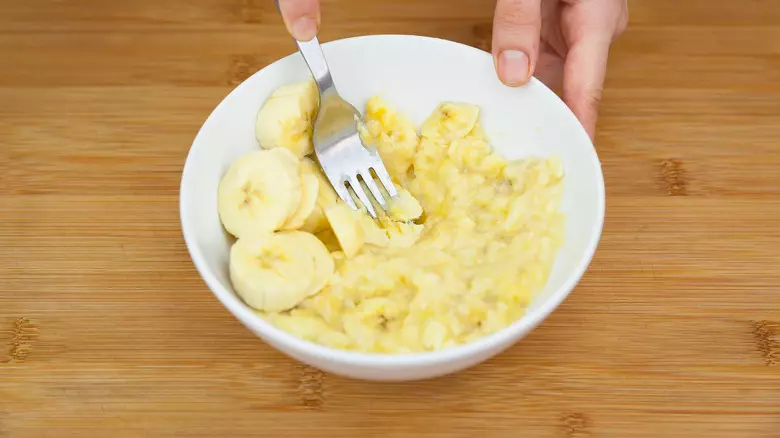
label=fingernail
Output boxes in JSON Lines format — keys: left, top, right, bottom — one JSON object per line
{"left": 498, "top": 50, "right": 530, "bottom": 86}
{"left": 292, "top": 16, "right": 318, "bottom": 41}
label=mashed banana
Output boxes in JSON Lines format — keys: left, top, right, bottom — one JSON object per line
{"left": 235, "top": 89, "right": 566, "bottom": 354}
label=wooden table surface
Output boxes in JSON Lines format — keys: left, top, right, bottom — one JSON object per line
{"left": 2, "top": 0, "right": 780, "bottom": 436}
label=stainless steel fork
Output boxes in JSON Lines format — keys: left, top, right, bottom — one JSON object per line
{"left": 295, "top": 37, "right": 398, "bottom": 218}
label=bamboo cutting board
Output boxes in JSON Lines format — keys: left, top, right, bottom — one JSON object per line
{"left": 1, "top": 0, "right": 779, "bottom": 436}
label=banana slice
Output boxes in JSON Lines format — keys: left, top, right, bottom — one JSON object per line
{"left": 359, "top": 96, "right": 419, "bottom": 181}
{"left": 304, "top": 158, "right": 339, "bottom": 208}
{"left": 296, "top": 232, "right": 336, "bottom": 295}
{"left": 282, "top": 171, "right": 319, "bottom": 230}
{"left": 299, "top": 157, "right": 339, "bottom": 233}
{"left": 359, "top": 215, "right": 390, "bottom": 247}
{"left": 218, "top": 149, "right": 302, "bottom": 238}
{"left": 255, "top": 80, "right": 319, "bottom": 158}
{"left": 421, "top": 102, "right": 480, "bottom": 141}
{"left": 387, "top": 186, "right": 423, "bottom": 222}
{"left": 300, "top": 206, "right": 328, "bottom": 234}
{"left": 230, "top": 231, "right": 334, "bottom": 312}
{"left": 324, "top": 203, "right": 365, "bottom": 258}
{"left": 315, "top": 229, "right": 342, "bottom": 253}
{"left": 357, "top": 181, "right": 423, "bottom": 224}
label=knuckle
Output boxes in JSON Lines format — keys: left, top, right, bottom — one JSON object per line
{"left": 586, "top": 89, "right": 603, "bottom": 113}
{"left": 494, "top": 0, "right": 541, "bottom": 29}
{"left": 279, "top": 0, "right": 317, "bottom": 18}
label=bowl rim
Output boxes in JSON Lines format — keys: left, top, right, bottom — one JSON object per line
{"left": 180, "top": 33, "right": 605, "bottom": 368}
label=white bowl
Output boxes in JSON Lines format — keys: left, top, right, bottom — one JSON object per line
{"left": 180, "top": 34, "right": 604, "bottom": 381}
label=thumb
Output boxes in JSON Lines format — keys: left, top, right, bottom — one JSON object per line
{"left": 491, "top": 0, "right": 542, "bottom": 86}
{"left": 276, "top": 0, "right": 320, "bottom": 41}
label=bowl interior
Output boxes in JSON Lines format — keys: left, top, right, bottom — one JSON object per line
{"left": 181, "top": 35, "right": 604, "bottom": 360}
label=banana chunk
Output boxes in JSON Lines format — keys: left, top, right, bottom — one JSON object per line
{"left": 218, "top": 149, "right": 302, "bottom": 238}
{"left": 421, "top": 102, "right": 480, "bottom": 141}
{"left": 359, "top": 215, "right": 390, "bottom": 247}
{"left": 295, "top": 231, "right": 336, "bottom": 295}
{"left": 358, "top": 181, "right": 423, "bottom": 224}
{"left": 282, "top": 171, "right": 319, "bottom": 230}
{"left": 324, "top": 203, "right": 365, "bottom": 258}
{"left": 325, "top": 181, "right": 424, "bottom": 251}
{"left": 387, "top": 186, "right": 423, "bottom": 222}
{"left": 230, "top": 231, "right": 334, "bottom": 312}
{"left": 359, "top": 212, "right": 424, "bottom": 249}
{"left": 302, "top": 158, "right": 339, "bottom": 208}
{"left": 298, "top": 157, "right": 339, "bottom": 233}
{"left": 255, "top": 80, "right": 319, "bottom": 158}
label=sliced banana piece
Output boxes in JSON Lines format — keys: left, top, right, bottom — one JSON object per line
{"left": 301, "top": 158, "right": 339, "bottom": 208}
{"left": 421, "top": 102, "right": 480, "bottom": 141}
{"left": 324, "top": 203, "right": 365, "bottom": 258}
{"left": 282, "top": 171, "right": 319, "bottom": 230}
{"left": 218, "top": 149, "right": 302, "bottom": 238}
{"left": 359, "top": 215, "right": 390, "bottom": 247}
{"left": 386, "top": 186, "right": 423, "bottom": 222}
{"left": 230, "top": 231, "right": 333, "bottom": 312}
{"left": 298, "top": 157, "right": 339, "bottom": 233}
{"left": 315, "top": 229, "right": 342, "bottom": 253}
{"left": 300, "top": 206, "right": 328, "bottom": 234}
{"left": 294, "top": 231, "right": 336, "bottom": 295}
{"left": 255, "top": 80, "right": 319, "bottom": 158}
{"left": 356, "top": 180, "right": 423, "bottom": 223}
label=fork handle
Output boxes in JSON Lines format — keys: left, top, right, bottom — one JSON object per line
{"left": 296, "top": 37, "right": 337, "bottom": 98}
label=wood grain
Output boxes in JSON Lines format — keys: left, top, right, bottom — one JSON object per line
{"left": 2, "top": 0, "right": 780, "bottom": 436}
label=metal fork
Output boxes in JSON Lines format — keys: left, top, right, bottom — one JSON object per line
{"left": 294, "top": 37, "right": 398, "bottom": 218}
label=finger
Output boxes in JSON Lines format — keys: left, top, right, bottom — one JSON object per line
{"left": 562, "top": 34, "right": 610, "bottom": 140}
{"left": 277, "top": 0, "right": 320, "bottom": 41}
{"left": 491, "top": 0, "right": 542, "bottom": 86}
